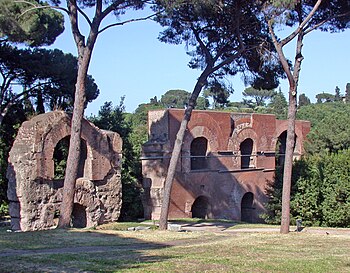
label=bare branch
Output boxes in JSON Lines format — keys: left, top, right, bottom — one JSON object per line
{"left": 304, "top": 11, "right": 350, "bottom": 35}
{"left": 191, "top": 24, "right": 214, "bottom": 67}
{"left": 77, "top": 5, "right": 92, "bottom": 26}
{"left": 15, "top": 0, "right": 69, "bottom": 15}
{"left": 98, "top": 13, "right": 158, "bottom": 34}
{"left": 68, "top": 0, "right": 85, "bottom": 48}
{"left": 280, "top": 0, "right": 323, "bottom": 47}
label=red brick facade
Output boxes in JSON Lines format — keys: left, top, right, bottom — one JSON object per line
{"left": 142, "top": 109, "right": 310, "bottom": 222}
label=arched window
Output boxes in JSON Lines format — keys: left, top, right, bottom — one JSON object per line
{"left": 276, "top": 131, "right": 287, "bottom": 167}
{"left": 190, "top": 137, "right": 208, "bottom": 170}
{"left": 191, "top": 196, "right": 210, "bottom": 219}
{"left": 53, "top": 136, "right": 87, "bottom": 179}
{"left": 241, "top": 192, "right": 254, "bottom": 223}
{"left": 240, "top": 138, "right": 253, "bottom": 169}
{"left": 276, "top": 131, "right": 297, "bottom": 167}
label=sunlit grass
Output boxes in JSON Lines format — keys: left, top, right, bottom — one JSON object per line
{"left": 1, "top": 223, "right": 350, "bottom": 272}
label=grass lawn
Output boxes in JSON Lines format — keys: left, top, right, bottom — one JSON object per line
{"left": 0, "top": 222, "right": 349, "bottom": 272}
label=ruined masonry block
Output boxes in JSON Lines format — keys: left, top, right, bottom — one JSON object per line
{"left": 7, "top": 111, "right": 123, "bottom": 231}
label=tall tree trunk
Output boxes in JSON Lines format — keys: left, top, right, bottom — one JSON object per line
{"left": 58, "top": 0, "right": 98, "bottom": 228}
{"left": 280, "top": 86, "right": 297, "bottom": 233}
{"left": 159, "top": 68, "right": 212, "bottom": 230}
{"left": 280, "top": 31, "right": 304, "bottom": 234}
{"left": 58, "top": 47, "right": 91, "bottom": 228}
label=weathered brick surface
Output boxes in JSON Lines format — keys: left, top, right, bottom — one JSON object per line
{"left": 142, "top": 109, "right": 310, "bottom": 222}
{"left": 7, "top": 111, "right": 122, "bottom": 231}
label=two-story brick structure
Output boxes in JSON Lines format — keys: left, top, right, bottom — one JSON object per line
{"left": 142, "top": 109, "right": 310, "bottom": 222}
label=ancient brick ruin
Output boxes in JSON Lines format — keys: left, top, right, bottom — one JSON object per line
{"left": 7, "top": 111, "right": 122, "bottom": 231}
{"left": 142, "top": 109, "right": 310, "bottom": 222}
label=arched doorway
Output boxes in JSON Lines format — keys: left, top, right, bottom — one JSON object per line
{"left": 240, "top": 138, "right": 253, "bottom": 169}
{"left": 191, "top": 196, "right": 210, "bottom": 219}
{"left": 190, "top": 137, "right": 208, "bottom": 170}
{"left": 241, "top": 192, "right": 255, "bottom": 223}
{"left": 72, "top": 203, "right": 87, "bottom": 228}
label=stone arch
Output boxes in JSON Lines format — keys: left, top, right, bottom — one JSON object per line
{"left": 182, "top": 126, "right": 219, "bottom": 172}
{"left": 241, "top": 192, "right": 255, "bottom": 223}
{"left": 191, "top": 195, "right": 211, "bottom": 219}
{"left": 229, "top": 128, "right": 258, "bottom": 168}
{"left": 272, "top": 122, "right": 304, "bottom": 158}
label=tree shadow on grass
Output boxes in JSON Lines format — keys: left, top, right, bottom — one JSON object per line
{"left": 0, "top": 228, "right": 173, "bottom": 272}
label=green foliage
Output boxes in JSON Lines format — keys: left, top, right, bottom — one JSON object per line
{"left": 242, "top": 87, "right": 276, "bottom": 108}
{"left": 297, "top": 103, "right": 350, "bottom": 154}
{"left": 53, "top": 137, "right": 69, "bottom": 180}
{"left": 160, "top": 89, "right": 190, "bottom": 108}
{"left": 157, "top": 0, "right": 283, "bottom": 92}
{"left": 90, "top": 99, "right": 144, "bottom": 221}
{"left": 268, "top": 89, "right": 287, "bottom": 119}
{"left": 345, "top": 83, "right": 350, "bottom": 103}
{"left": 0, "top": 201, "right": 8, "bottom": 218}
{"left": 261, "top": 166, "right": 284, "bottom": 224}
{"left": 0, "top": 44, "right": 99, "bottom": 115}
{"left": 0, "top": 104, "right": 27, "bottom": 210}
{"left": 298, "top": 93, "right": 311, "bottom": 107}
{"left": 0, "top": 0, "right": 64, "bottom": 46}
{"left": 320, "top": 150, "right": 350, "bottom": 227}
{"left": 203, "top": 81, "right": 232, "bottom": 109}
{"left": 292, "top": 151, "right": 350, "bottom": 227}
{"left": 290, "top": 157, "right": 324, "bottom": 226}
{"left": 316, "top": 92, "right": 335, "bottom": 103}
{"left": 334, "top": 86, "right": 342, "bottom": 101}
{"left": 264, "top": 150, "right": 350, "bottom": 227}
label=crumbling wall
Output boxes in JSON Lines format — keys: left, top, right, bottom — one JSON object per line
{"left": 7, "top": 111, "right": 122, "bottom": 231}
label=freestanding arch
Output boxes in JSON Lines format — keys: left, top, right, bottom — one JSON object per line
{"left": 7, "top": 111, "right": 123, "bottom": 231}
{"left": 241, "top": 192, "right": 255, "bottom": 223}
{"left": 191, "top": 196, "right": 210, "bottom": 219}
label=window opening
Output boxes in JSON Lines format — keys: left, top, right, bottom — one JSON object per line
{"left": 53, "top": 137, "right": 87, "bottom": 179}
{"left": 240, "top": 138, "right": 253, "bottom": 169}
{"left": 190, "top": 137, "right": 208, "bottom": 170}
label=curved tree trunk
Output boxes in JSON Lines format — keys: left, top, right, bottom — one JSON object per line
{"left": 159, "top": 68, "right": 212, "bottom": 230}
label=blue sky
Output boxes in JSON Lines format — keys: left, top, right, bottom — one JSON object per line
{"left": 49, "top": 11, "right": 350, "bottom": 115}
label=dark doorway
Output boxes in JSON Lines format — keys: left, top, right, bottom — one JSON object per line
{"left": 191, "top": 196, "right": 210, "bottom": 219}
{"left": 72, "top": 203, "right": 87, "bottom": 228}
{"left": 240, "top": 138, "right": 253, "bottom": 169}
{"left": 190, "top": 137, "right": 208, "bottom": 170}
{"left": 241, "top": 192, "right": 254, "bottom": 223}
